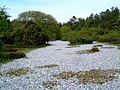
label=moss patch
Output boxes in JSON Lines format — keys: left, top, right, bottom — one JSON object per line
{"left": 6, "top": 67, "right": 31, "bottom": 76}
{"left": 53, "top": 69, "right": 120, "bottom": 84}
{"left": 42, "top": 81, "right": 59, "bottom": 89}
{"left": 35, "top": 64, "right": 59, "bottom": 68}
{"left": 76, "top": 47, "right": 99, "bottom": 54}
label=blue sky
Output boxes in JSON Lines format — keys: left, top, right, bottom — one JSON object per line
{"left": 0, "top": 0, "right": 120, "bottom": 23}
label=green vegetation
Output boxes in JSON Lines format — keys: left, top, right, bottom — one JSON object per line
{"left": 0, "top": 6, "right": 57, "bottom": 63}
{"left": 60, "top": 7, "right": 120, "bottom": 45}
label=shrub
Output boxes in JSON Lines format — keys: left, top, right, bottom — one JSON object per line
{"left": 3, "top": 52, "right": 25, "bottom": 59}
{"left": 0, "top": 40, "right": 4, "bottom": 57}
{"left": 4, "top": 48, "right": 18, "bottom": 52}
{"left": 63, "top": 30, "right": 94, "bottom": 44}
{"left": 5, "top": 45, "right": 26, "bottom": 48}
{"left": 0, "top": 40, "right": 4, "bottom": 52}
{"left": 98, "top": 30, "right": 120, "bottom": 44}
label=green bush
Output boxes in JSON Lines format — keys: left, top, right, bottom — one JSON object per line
{"left": 3, "top": 52, "right": 25, "bottom": 59}
{"left": 98, "top": 30, "right": 120, "bottom": 44}
{"left": 0, "top": 40, "right": 4, "bottom": 52}
{"left": 0, "top": 40, "right": 4, "bottom": 57}
{"left": 62, "top": 30, "right": 94, "bottom": 44}
{"left": 5, "top": 45, "right": 26, "bottom": 48}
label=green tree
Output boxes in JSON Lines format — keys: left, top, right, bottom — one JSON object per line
{"left": 0, "top": 6, "right": 11, "bottom": 43}
{"left": 18, "top": 11, "right": 59, "bottom": 40}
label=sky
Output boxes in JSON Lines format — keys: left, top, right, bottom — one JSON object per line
{"left": 0, "top": 0, "right": 120, "bottom": 23}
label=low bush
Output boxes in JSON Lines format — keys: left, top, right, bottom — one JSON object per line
{"left": 5, "top": 45, "right": 26, "bottom": 48}
{"left": 0, "top": 40, "right": 4, "bottom": 58}
{"left": 4, "top": 48, "right": 18, "bottom": 52}
{"left": 98, "top": 30, "right": 120, "bottom": 44}
{"left": 62, "top": 30, "right": 94, "bottom": 44}
{"left": 3, "top": 52, "right": 25, "bottom": 59}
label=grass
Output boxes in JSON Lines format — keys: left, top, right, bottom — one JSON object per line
{"left": 6, "top": 67, "right": 31, "bottom": 76}
{"left": 42, "top": 81, "right": 59, "bottom": 89}
{"left": 35, "top": 64, "right": 59, "bottom": 68}
{"left": 52, "top": 69, "right": 120, "bottom": 84}
{"left": 76, "top": 47, "right": 99, "bottom": 54}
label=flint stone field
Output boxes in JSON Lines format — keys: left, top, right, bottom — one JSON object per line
{"left": 0, "top": 40, "right": 120, "bottom": 90}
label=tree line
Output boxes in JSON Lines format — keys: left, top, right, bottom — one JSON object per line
{"left": 60, "top": 7, "right": 120, "bottom": 44}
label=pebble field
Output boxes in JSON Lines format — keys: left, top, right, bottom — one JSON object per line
{"left": 0, "top": 40, "right": 120, "bottom": 90}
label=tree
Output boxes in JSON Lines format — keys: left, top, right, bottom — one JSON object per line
{"left": 0, "top": 6, "right": 11, "bottom": 44}
{"left": 18, "top": 11, "right": 59, "bottom": 40}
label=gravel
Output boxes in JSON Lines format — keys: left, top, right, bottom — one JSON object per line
{"left": 0, "top": 40, "right": 120, "bottom": 90}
